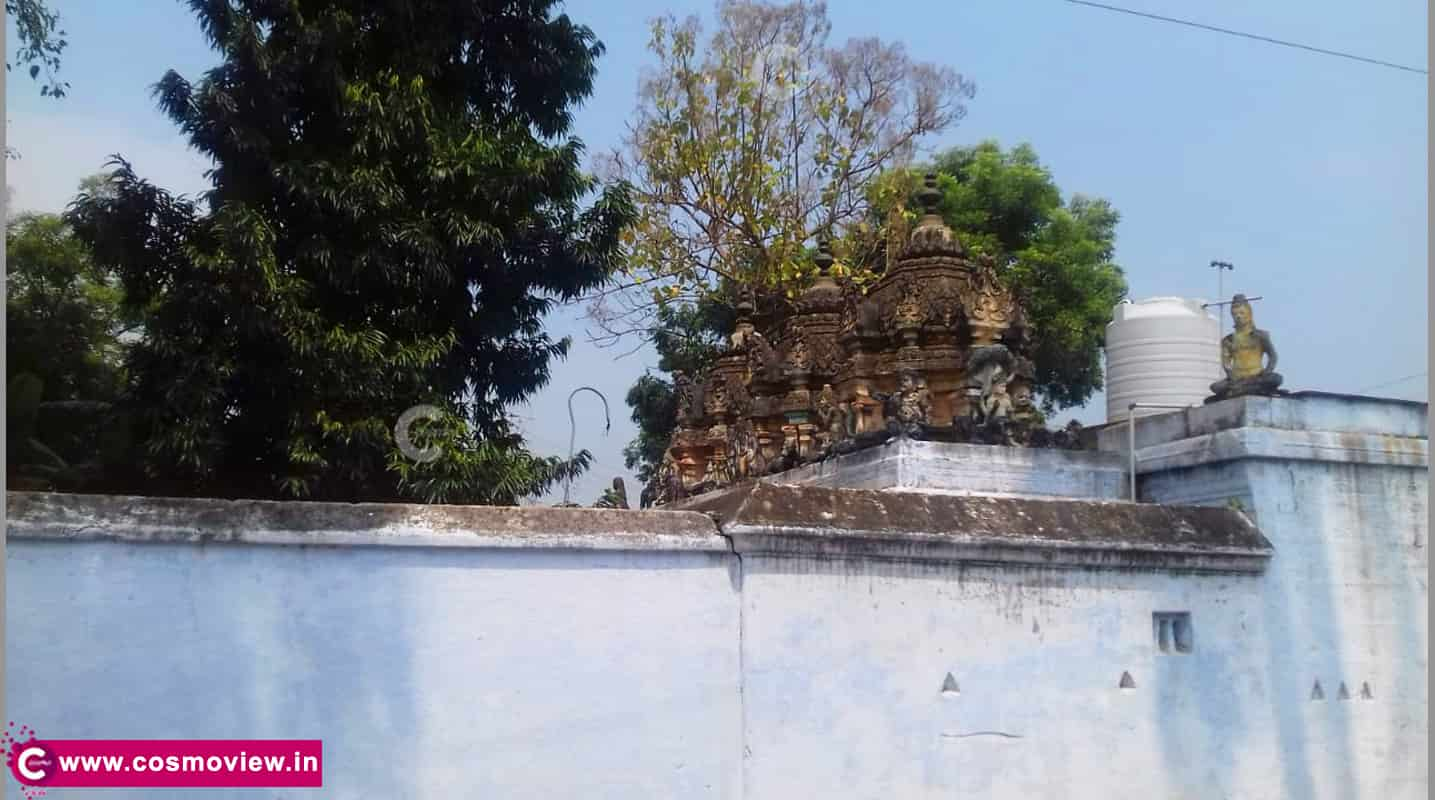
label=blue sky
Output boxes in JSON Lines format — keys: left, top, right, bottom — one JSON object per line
{"left": 7, "top": 0, "right": 1427, "bottom": 505}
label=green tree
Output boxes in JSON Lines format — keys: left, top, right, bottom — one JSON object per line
{"left": 623, "top": 141, "right": 1127, "bottom": 482}
{"left": 6, "top": 210, "right": 129, "bottom": 399}
{"left": 591, "top": 0, "right": 973, "bottom": 344}
{"left": 6, "top": 202, "right": 136, "bottom": 491}
{"left": 67, "top": 0, "right": 633, "bottom": 504}
{"left": 7, "top": 0, "right": 68, "bottom": 98}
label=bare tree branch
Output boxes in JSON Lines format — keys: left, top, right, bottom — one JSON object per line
{"left": 588, "top": 0, "right": 974, "bottom": 344}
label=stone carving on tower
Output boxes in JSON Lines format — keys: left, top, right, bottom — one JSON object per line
{"left": 651, "top": 173, "right": 1078, "bottom": 503}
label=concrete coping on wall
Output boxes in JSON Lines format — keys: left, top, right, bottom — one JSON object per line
{"left": 1092, "top": 392, "right": 1429, "bottom": 472}
{"left": 7, "top": 486, "right": 1273, "bottom": 574}
{"left": 678, "top": 482, "right": 1272, "bottom": 574}
{"left": 761, "top": 438, "right": 1127, "bottom": 501}
{"left": 1095, "top": 392, "right": 1428, "bottom": 451}
{"left": 5, "top": 492, "right": 731, "bottom": 553}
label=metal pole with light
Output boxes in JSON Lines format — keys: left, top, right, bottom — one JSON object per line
{"left": 564, "top": 387, "right": 611, "bottom": 506}
{"left": 1210, "top": 260, "right": 1234, "bottom": 335}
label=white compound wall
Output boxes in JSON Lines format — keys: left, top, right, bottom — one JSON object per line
{"left": 6, "top": 394, "right": 1427, "bottom": 799}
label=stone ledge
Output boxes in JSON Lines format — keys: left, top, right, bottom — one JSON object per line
{"left": 1133, "top": 428, "right": 1429, "bottom": 473}
{"left": 679, "top": 483, "right": 1271, "bottom": 574}
{"left": 5, "top": 492, "right": 731, "bottom": 553}
{"left": 1096, "top": 392, "right": 1429, "bottom": 452}
{"left": 762, "top": 439, "right": 1125, "bottom": 501}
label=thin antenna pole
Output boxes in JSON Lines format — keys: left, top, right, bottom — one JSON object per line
{"left": 1210, "top": 260, "right": 1234, "bottom": 334}
{"left": 565, "top": 387, "right": 611, "bottom": 506}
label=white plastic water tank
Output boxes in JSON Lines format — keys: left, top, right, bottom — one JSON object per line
{"left": 1104, "top": 297, "right": 1222, "bottom": 423}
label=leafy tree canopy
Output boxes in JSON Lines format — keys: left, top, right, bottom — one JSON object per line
{"left": 6, "top": 194, "right": 136, "bottom": 492}
{"left": 591, "top": 0, "right": 973, "bottom": 344}
{"left": 6, "top": 206, "right": 130, "bottom": 400}
{"left": 67, "top": 0, "right": 634, "bottom": 504}
{"left": 7, "top": 0, "right": 68, "bottom": 97}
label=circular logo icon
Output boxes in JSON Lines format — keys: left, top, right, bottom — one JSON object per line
{"left": 12, "top": 742, "right": 56, "bottom": 785}
{"left": 394, "top": 404, "right": 444, "bottom": 464}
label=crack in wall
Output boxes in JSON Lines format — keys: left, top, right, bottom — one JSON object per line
{"left": 941, "top": 731, "right": 1024, "bottom": 739}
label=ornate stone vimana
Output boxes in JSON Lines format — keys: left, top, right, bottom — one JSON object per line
{"left": 650, "top": 174, "right": 1083, "bottom": 506}
{"left": 1207, "top": 293, "right": 1284, "bottom": 402}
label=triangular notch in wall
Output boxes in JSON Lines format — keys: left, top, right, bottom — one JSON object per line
{"left": 941, "top": 673, "right": 960, "bottom": 695}
{"left": 1118, "top": 671, "right": 1136, "bottom": 689}
{"left": 1310, "top": 680, "right": 1325, "bottom": 701}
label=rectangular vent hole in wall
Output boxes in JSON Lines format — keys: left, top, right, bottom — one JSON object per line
{"left": 1153, "top": 612, "right": 1193, "bottom": 654}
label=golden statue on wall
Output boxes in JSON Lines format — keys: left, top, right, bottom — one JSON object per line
{"left": 1208, "top": 294, "right": 1284, "bottom": 401}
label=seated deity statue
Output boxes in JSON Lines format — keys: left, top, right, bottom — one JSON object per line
{"left": 1208, "top": 294, "right": 1283, "bottom": 400}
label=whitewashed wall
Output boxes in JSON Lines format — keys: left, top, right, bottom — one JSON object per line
{"left": 1127, "top": 395, "right": 1431, "bottom": 800}
{"left": 5, "top": 504, "right": 743, "bottom": 799}
{"left": 6, "top": 395, "right": 1427, "bottom": 800}
{"left": 740, "top": 560, "right": 1271, "bottom": 798}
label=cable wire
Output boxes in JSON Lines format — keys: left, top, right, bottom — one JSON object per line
{"left": 1355, "top": 372, "right": 1427, "bottom": 394}
{"left": 1064, "top": 0, "right": 1427, "bottom": 75}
